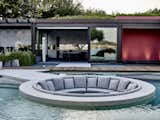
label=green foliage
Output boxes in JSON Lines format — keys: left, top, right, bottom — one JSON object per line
{"left": 116, "top": 8, "right": 160, "bottom": 16}
{"left": 0, "top": 51, "right": 36, "bottom": 66}
{"left": 0, "top": 0, "right": 159, "bottom": 19}
{"left": 0, "top": 54, "right": 5, "bottom": 62}
{"left": 41, "top": 0, "right": 83, "bottom": 18}
{"left": 51, "top": 15, "right": 114, "bottom": 19}
{"left": 0, "top": 0, "right": 31, "bottom": 18}
{"left": 84, "top": 8, "right": 108, "bottom": 16}
{"left": 91, "top": 28, "right": 104, "bottom": 42}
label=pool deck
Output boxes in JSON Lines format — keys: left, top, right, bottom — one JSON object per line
{"left": 0, "top": 69, "right": 60, "bottom": 82}
{"left": 0, "top": 68, "right": 160, "bottom": 85}
{"left": 3, "top": 64, "right": 160, "bottom": 72}
{"left": 1, "top": 64, "right": 160, "bottom": 83}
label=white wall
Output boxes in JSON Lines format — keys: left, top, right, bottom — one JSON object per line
{"left": 0, "top": 29, "right": 31, "bottom": 47}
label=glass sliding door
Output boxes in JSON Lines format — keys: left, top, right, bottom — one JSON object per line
{"left": 38, "top": 29, "right": 89, "bottom": 62}
{"left": 90, "top": 27, "right": 117, "bottom": 61}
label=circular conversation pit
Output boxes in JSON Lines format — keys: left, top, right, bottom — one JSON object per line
{"left": 19, "top": 76, "right": 156, "bottom": 107}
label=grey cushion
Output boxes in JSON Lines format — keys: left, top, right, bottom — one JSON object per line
{"left": 97, "top": 76, "right": 110, "bottom": 89}
{"left": 36, "top": 83, "right": 43, "bottom": 89}
{"left": 127, "top": 83, "right": 138, "bottom": 90}
{"left": 74, "top": 76, "right": 87, "bottom": 88}
{"left": 38, "top": 81, "right": 48, "bottom": 90}
{"left": 108, "top": 78, "right": 120, "bottom": 90}
{"left": 56, "top": 88, "right": 86, "bottom": 93}
{"left": 64, "top": 77, "right": 74, "bottom": 89}
{"left": 53, "top": 78, "right": 64, "bottom": 90}
{"left": 117, "top": 80, "right": 130, "bottom": 91}
{"left": 87, "top": 88, "right": 113, "bottom": 93}
{"left": 87, "top": 77, "right": 97, "bottom": 88}
{"left": 46, "top": 80, "right": 55, "bottom": 91}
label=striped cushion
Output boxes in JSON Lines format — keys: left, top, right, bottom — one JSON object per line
{"left": 117, "top": 80, "right": 130, "bottom": 91}
{"left": 109, "top": 78, "right": 120, "bottom": 90}
{"left": 74, "top": 76, "right": 87, "bottom": 88}
{"left": 38, "top": 81, "right": 48, "bottom": 90}
{"left": 87, "top": 77, "right": 97, "bottom": 88}
{"left": 97, "top": 76, "right": 110, "bottom": 89}
{"left": 46, "top": 80, "right": 55, "bottom": 91}
{"left": 64, "top": 77, "right": 74, "bottom": 89}
{"left": 127, "top": 83, "right": 138, "bottom": 90}
{"left": 53, "top": 78, "right": 64, "bottom": 90}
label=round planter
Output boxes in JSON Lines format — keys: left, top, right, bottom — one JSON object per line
{"left": 12, "top": 59, "right": 20, "bottom": 67}
{"left": 0, "top": 61, "right": 3, "bottom": 69}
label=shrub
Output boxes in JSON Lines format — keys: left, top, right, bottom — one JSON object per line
{"left": 0, "top": 54, "right": 5, "bottom": 62}
{"left": 0, "top": 51, "right": 36, "bottom": 66}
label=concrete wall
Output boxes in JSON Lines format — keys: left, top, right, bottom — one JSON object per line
{"left": 0, "top": 29, "right": 31, "bottom": 47}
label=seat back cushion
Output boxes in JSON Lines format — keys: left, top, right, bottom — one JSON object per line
{"left": 97, "top": 76, "right": 110, "bottom": 89}
{"left": 37, "top": 83, "right": 43, "bottom": 89}
{"left": 64, "top": 77, "right": 74, "bottom": 89}
{"left": 87, "top": 77, "right": 97, "bottom": 88}
{"left": 108, "top": 78, "right": 120, "bottom": 90}
{"left": 38, "top": 81, "right": 48, "bottom": 90}
{"left": 74, "top": 76, "right": 87, "bottom": 88}
{"left": 53, "top": 78, "right": 64, "bottom": 90}
{"left": 117, "top": 80, "right": 130, "bottom": 91}
{"left": 46, "top": 80, "right": 55, "bottom": 91}
{"left": 127, "top": 83, "right": 138, "bottom": 90}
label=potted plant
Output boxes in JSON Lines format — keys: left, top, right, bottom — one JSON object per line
{"left": 0, "top": 54, "right": 4, "bottom": 69}
{"left": 4, "top": 53, "right": 12, "bottom": 67}
{"left": 10, "top": 52, "right": 20, "bottom": 67}
{"left": 12, "top": 59, "right": 20, "bottom": 67}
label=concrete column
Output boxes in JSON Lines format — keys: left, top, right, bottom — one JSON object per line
{"left": 117, "top": 24, "right": 123, "bottom": 63}
{"left": 42, "top": 37, "right": 47, "bottom": 62}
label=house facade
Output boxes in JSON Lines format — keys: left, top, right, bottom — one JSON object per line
{"left": 0, "top": 16, "right": 160, "bottom": 63}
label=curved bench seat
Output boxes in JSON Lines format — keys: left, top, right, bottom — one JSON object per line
{"left": 20, "top": 76, "right": 156, "bottom": 107}
{"left": 32, "top": 76, "right": 142, "bottom": 97}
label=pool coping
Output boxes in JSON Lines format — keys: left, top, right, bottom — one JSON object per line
{"left": 2, "top": 64, "right": 160, "bottom": 72}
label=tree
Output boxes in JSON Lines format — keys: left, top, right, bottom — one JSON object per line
{"left": 85, "top": 8, "right": 107, "bottom": 16}
{"left": 0, "top": 0, "right": 44, "bottom": 18}
{"left": 0, "top": 0, "right": 20, "bottom": 18}
{"left": 0, "top": 0, "right": 33, "bottom": 18}
{"left": 91, "top": 28, "right": 104, "bottom": 42}
{"left": 41, "top": 0, "right": 83, "bottom": 18}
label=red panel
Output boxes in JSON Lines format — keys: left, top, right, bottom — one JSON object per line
{"left": 122, "top": 29, "right": 160, "bottom": 61}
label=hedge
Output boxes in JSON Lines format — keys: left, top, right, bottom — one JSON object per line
{"left": 0, "top": 51, "right": 36, "bottom": 66}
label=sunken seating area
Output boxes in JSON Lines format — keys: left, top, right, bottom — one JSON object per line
{"left": 20, "top": 76, "right": 155, "bottom": 107}
{"left": 33, "top": 76, "right": 141, "bottom": 97}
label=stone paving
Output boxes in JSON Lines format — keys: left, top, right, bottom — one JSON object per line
{"left": 1, "top": 63, "right": 160, "bottom": 85}
{"left": 0, "top": 69, "right": 60, "bottom": 82}
{"left": 0, "top": 69, "right": 159, "bottom": 85}
{"left": 3, "top": 64, "right": 160, "bottom": 72}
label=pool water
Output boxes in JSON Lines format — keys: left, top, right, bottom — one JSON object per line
{"left": 0, "top": 80, "right": 160, "bottom": 120}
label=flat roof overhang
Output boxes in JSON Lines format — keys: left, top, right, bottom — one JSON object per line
{"left": 37, "top": 27, "right": 88, "bottom": 30}
{"left": 35, "top": 18, "right": 160, "bottom": 29}
{"left": 0, "top": 23, "right": 32, "bottom": 29}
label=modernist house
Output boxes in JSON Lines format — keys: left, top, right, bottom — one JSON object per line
{"left": 0, "top": 16, "right": 160, "bottom": 63}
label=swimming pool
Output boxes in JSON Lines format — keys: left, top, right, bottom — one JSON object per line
{"left": 0, "top": 79, "right": 160, "bottom": 120}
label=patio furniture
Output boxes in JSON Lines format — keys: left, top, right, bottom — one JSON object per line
{"left": 34, "top": 76, "right": 141, "bottom": 97}
{"left": 20, "top": 76, "right": 155, "bottom": 107}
